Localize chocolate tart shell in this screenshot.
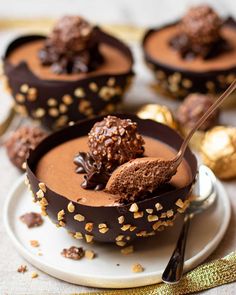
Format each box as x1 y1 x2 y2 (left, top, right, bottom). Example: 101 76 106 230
142 18 236 99
26 114 197 243
3 29 134 130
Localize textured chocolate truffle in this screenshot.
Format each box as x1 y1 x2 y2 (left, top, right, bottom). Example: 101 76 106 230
47 16 93 53
177 93 219 131
5 126 47 170
181 5 221 47
39 15 103 74
88 116 145 171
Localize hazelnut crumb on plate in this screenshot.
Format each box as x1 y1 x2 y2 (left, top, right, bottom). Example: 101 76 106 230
132 263 144 273
17 265 27 273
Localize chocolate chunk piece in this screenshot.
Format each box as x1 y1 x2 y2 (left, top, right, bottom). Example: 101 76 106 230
106 157 177 202
177 93 220 131
88 116 145 172
61 246 84 260
20 212 43 228
39 15 104 74
5 126 47 170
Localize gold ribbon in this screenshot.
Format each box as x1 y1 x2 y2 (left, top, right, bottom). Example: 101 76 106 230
81 251 236 295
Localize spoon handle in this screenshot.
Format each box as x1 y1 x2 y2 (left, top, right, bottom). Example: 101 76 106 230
162 213 192 284
174 79 236 167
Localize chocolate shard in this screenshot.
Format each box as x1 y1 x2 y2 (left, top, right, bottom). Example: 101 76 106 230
74 152 111 190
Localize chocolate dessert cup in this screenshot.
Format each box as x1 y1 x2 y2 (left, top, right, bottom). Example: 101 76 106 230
143 16 236 99
26 114 197 244
3 24 134 130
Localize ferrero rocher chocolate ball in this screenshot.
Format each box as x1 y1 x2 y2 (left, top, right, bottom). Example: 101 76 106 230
5 126 47 170
181 5 222 47
200 126 236 179
47 15 94 53
88 116 145 171
137 104 177 130
177 93 220 131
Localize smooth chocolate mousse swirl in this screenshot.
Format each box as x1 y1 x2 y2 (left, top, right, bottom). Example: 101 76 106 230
74 152 111 191
39 16 104 74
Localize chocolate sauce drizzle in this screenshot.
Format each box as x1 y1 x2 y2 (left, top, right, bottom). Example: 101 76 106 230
74 152 111 191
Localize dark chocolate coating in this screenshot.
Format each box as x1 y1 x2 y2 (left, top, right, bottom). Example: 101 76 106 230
26 114 197 243
142 18 236 99
3 29 134 130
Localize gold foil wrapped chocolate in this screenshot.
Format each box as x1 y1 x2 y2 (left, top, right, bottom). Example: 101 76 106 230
200 126 236 179
137 104 177 129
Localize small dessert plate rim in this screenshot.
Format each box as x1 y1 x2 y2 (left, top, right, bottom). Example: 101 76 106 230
3 174 231 289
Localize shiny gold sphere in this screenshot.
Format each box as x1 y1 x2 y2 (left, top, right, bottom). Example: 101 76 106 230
137 104 178 130
200 126 236 179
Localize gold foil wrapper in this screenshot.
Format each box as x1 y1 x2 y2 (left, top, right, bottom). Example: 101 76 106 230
200 126 236 179
137 104 178 130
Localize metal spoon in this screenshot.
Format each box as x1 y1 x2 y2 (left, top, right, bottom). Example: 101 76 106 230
162 165 217 284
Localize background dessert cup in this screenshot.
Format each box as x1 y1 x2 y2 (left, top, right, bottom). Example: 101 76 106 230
3 18 134 130
142 6 236 102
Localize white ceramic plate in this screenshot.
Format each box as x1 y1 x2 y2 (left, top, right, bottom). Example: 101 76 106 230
3 175 230 289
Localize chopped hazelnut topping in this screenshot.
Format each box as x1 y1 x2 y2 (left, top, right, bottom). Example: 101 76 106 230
85 222 93 232
152 221 162 231
130 226 137 232
147 215 159 222
31 272 38 278
133 211 143 219
38 182 46 193
67 202 75 213
161 212 167 219
146 208 153 214
22 162 27 170
85 234 94 243
175 198 185 208
99 227 109 234
30 240 40 247
59 221 66 227
57 210 65 221
136 231 147 237
118 216 125 224
121 224 131 231
85 250 95 260
166 209 174 218
132 263 144 273
121 245 134 255
115 235 124 241
74 214 85 222
74 232 83 239
155 203 163 211
129 203 139 213
98 223 108 229
116 241 126 247
36 189 44 199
